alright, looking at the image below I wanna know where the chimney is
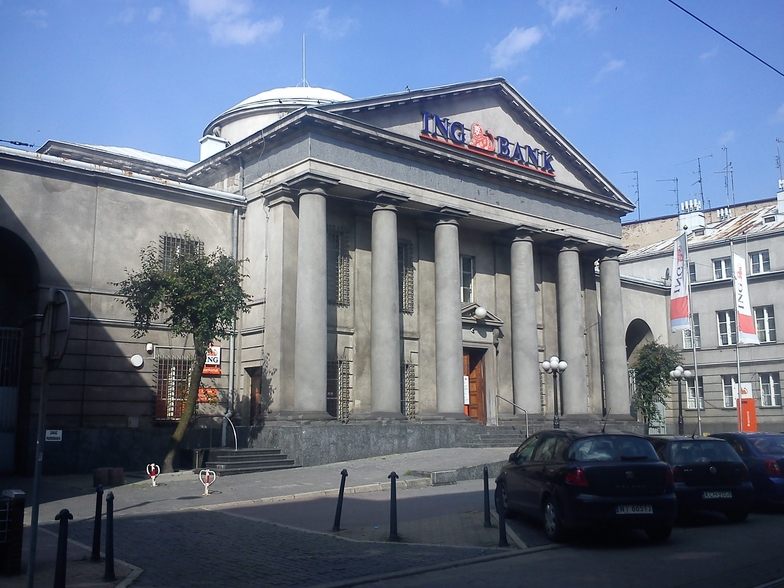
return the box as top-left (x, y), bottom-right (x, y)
top-left (678, 199), bottom-right (705, 235)
top-left (199, 134), bottom-right (230, 161)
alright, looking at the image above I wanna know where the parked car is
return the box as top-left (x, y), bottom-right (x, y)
top-left (495, 429), bottom-right (677, 542)
top-left (709, 432), bottom-right (784, 506)
top-left (646, 436), bottom-right (753, 522)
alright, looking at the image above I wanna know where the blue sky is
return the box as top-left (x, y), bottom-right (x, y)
top-left (2, 0), bottom-right (783, 222)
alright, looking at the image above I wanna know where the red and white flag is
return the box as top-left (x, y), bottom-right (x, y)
top-left (670, 233), bottom-right (690, 332)
top-left (733, 253), bottom-right (760, 345)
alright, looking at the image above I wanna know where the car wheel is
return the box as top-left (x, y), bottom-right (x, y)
top-left (543, 496), bottom-right (566, 542)
top-left (495, 482), bottom-right (515, 518)
top-left (645, 526), bottom-right (672, 542)
top-left (726, 508), bottom-right (750, 523)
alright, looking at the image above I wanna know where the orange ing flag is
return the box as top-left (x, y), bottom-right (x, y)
top-left (733, 253), bottom-right (760, 345)
top-left (670, 233), bottom-right (690, 332)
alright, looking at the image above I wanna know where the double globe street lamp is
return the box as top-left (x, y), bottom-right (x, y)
top-left (542, 356), bottom-right (567, 429)
top-left (669, 365), bottom-right (692, 435)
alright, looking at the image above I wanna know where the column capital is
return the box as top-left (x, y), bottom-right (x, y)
top-left (285, 171), bottom-right (339, 194)
top-left (372, 191), bottom-right (409, 206)
top-left (557, 237), bottom-right (588, 252)
top-left (263, 185), bottom-right (295, 208)
top-left (513, 225), bottom-right (542, 243)
top-left (599, 245), bottom-right (627, 261)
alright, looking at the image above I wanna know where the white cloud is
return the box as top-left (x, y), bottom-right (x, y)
top-left (490, 26), bottom-right (545, 70)
top-left (185, 0), bottom-right (282, 45)
top-left (309, 7), bottom-right (357, 40)
top-left (718, 131), bottom-right (736, 145)
top-left (700, 46), bottom-right (719, 61)
top-left (593, 58), bottom-right (624, 82)
top-left (774, 103), bottom-right (784, 123)
top-left (542, 0), bottom-right (601, 29)
top-left (22, 9), bottom-right (48, 28)
top-left (110, 7), bottom-right (136, 25)
top-left (148, 7), bottom-right (164, 23)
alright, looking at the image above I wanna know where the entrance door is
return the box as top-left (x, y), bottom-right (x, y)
top-left (0, 328), bottom-right (22, 473)
top-left (463, 348), bottom-right (487, 424)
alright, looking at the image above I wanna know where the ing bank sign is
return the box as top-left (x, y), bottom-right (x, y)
top-left (420, 111), bottom-right (556, 177)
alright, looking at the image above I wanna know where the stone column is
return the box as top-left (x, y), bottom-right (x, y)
top-left (510, 229), bottom-right (540, 414)
top-left (371, 203), bottom-right (402, 417)
top-left (434, 215), bottom-right (466, 417)
top-left (293, 185), bottom-right (330, 419)
top-left (557, 239), bottom-right (589, 415)
top-left (600, 247), bottom-right (630, 416)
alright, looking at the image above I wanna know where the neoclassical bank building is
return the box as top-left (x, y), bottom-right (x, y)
top-left (0, 78), bottom-right (636, 474)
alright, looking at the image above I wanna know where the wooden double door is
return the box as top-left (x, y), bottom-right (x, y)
top-left (463, 348), bottom-right (487, 424)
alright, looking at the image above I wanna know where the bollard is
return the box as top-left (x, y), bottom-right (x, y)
top-left (146, 463), bottom-right (160, 487)
top-left (332, 469), bottom-right (349, 532)
top-left (90, 485), bottom-right (103, 562)
top-left (53, 509), bottom-right (73, 588)
top-left (199, 469), bottom-right (216, 496)
top-left (483, 466), bottom-right (491, 528)
top-left (495, 478), bottom-right (509, 547)
top-left (104, 492), bottom-right (116, 582)
top-left (388, 471), bottom-right (399, 542)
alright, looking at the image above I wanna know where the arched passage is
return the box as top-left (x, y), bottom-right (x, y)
top-left (625, 318), bottom-right (654, 363)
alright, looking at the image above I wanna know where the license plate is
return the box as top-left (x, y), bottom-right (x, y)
top-left (615, 504), bottom-right (653, 515)
top-left (702, 491), bottom-right (732, 499)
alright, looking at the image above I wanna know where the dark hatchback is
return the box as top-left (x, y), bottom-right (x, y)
top-left (496, 429), bottom-right (677, 542)
top-left (646, 436), bottom-right (753, 522)
top-left (709, 432), bottom-right (784, 506)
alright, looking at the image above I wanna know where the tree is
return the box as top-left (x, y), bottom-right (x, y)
top-left (630, 341), bottom-right (683, 432)
top-left (115, 236), bottom-right (250, 472)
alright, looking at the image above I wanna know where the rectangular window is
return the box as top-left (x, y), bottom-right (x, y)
top-left (687, 376), bottom-right (704, 410)
top-left (155, 356), bottom-right (191, 420)
top-left (683, 314), bottom-right (701, 349)
top-left (689, 262), bottom-right (697, 284)
top-left (398, 240), bottom-right (415, 314)
top-left (722, 375), bottom-right (737, 409)
top-left (400, 362), bottom-right (417, 419)
top-left (461, 256), bottom-right (475, 304)
top-left (327, 226), bottom-right (351, 307)
top-left (760, 373), bottom-right (782, 408)
top-left (326, 359), bottom-right (351, 421)
top-left (717, 310), bottom-right (737, 346)
top-left (749, 250), bottom-right (770, 275)
top-left (160, 234), bottom-right (203, 273)
top-left (713, 257), bottom-right (731, 280)
top-left (754, 306), bottom-right (776, 343)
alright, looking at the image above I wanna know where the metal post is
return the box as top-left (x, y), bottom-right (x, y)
top-left (332, 469), bottom-right (348, 532)
top-left (388, 471), bottom-right (399, 542)
top-left (483, 466), bottom-right (491, 528)
top-left (53, 509), bottom-right (73, 588)
top-left (677, 378), bottom-right (684, 435)
top-left (495, 479), bottom-right (509, 547)
top-left (553, 372), bottom-right (560, 429)
top-left (104, 492), bottom-right (116, 582)
top-left (91, 485), bottom-right (103, 562)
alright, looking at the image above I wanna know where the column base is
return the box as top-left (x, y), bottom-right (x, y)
top-left (416, 412), bottom-right (473, 422)
top-left (270, 410), bottom-right (334, 422)
top-left (351, 412), bottom-right (406, 421)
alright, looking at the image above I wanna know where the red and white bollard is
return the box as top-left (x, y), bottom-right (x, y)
top-left (199, 469), bottom-right (216, 496)
top-left (146, 463), bottom-right (160, 487)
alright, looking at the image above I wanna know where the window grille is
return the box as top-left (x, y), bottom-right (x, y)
top-left (400, 362), bottom-right (417, 419)
top-left (398, 240), bottom-right (415, 314)
top-left (160, 234), bottom-right (203, 273)
top-left (327, 226), bottom-right (351, 307)
top-left (155, 356), bottom-right (191, 420)
top-left (760, 373), bottom-right (781, 407)
top-left (327, 359), bottom-right (351, 422)
top-left (754, 306), bottom-right (776, 343)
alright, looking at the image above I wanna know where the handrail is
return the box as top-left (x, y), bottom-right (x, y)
top-left (223, 413), bottom-right (238, 451)
top-left (495, 395), bottom-right (529, 438)
top-left (191, 414), bottom-right (238, 451)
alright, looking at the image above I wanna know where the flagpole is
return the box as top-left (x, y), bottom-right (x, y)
top-left (684, 233), bottom-right (702, 436)
top-left (730, 238), bottom-right (743, 432)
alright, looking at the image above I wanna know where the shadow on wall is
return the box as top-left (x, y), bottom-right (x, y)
top-left (247, 354), bottom-right (276, 446)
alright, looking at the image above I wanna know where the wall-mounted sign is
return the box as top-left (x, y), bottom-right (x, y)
top-left (203, 345), bottom-right (221, 375)
top-left (198, 387), bottom-right (219, 403)
top-left (420, 111), bottom-right (555, 177)
top-left (45, 430), bottom-right (62, 442)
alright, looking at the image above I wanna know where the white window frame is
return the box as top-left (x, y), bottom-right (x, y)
top-left (722, 375), bottom-right (737, 409)
top-left (683, 313), bottom-right (701, 349)
top-left (713, 257), bottom-right (731, 280)
top-left (460, 255), bottom-right (475, 304)
top-left (754, 306), bottom-right (776, 343)
top-left (717, 310), bottom-right (737, 346)
top-left (760, 373), bottom-right (782, 408)
top-left (688, 262), bottom-right (697, 284)
top-left (749, 250), bottom-right (770, 275)
top-left (687, 376), bottom-right (704, 410)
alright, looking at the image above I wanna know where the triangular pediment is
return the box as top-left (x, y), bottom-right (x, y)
top-left (461, 303), bottom-right (503, 327)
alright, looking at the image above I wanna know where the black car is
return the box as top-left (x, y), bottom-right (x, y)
top-left (646, 436), bottom-right (753, 522)
top-left (496, 429), bottom-right (677, 542)
top-left (709, 432), bottom-right (784, 506)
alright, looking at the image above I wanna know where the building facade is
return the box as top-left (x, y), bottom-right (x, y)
top-left (0, 78), bottom-right (636, 474)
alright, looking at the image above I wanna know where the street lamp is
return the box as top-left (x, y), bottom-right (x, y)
top-left (542, 356), bottom-right (567, 429)
top-left (669, 365), bottom-right (692, 435)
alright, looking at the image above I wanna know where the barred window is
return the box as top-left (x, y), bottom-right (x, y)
top-left (399, 240), bottom-right (415, 314)
top-left (760, 373), bottom-right (781, 408)
top-left (400, 362), bottom-right (417, 419)
top-left (327, 226), bottom-right (351, 307)
top-left (160, 234), bottom-right (203, 273)
top-left (327, 359), bottom-right (351, 421)
top-left (155, 356), bottom-right (191, 420)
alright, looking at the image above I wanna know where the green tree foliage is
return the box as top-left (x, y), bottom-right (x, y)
top-left (630, 341), bottom-right (683, 432)
top-left (115, 236), bottom-right (250, 472)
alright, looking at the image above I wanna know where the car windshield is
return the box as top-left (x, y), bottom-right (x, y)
top-left (668, 440), bottom-right (742, 465)
top-left (752, 435), bottom-right (784, 456)
top-left (568, 435), bottom-right (657, 462)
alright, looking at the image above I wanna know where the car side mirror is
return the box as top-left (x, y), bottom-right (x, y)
top-left (509, 452), bottom-right (516, 462)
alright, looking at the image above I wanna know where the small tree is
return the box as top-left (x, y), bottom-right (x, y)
top-left (115, 236), bottom-right (250, 472)
top-left (630, 341), bottom-right (682, 432)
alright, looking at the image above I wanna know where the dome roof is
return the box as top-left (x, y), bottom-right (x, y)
top-left (232, 86), bottom-right (352, 111)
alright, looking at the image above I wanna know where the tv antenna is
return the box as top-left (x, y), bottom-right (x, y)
top-left (657, 177), bottom-right (680, 213)
top-left (777, 138), bottom-right (783, 182)
top-left (714, 146), bottom-right (736, 209)
top-left (299, 35), bottom-right (310, 87)
top-left (677, 154), bottom-right (712, 210)
top-left (622, 170), bottom-right (640, 221)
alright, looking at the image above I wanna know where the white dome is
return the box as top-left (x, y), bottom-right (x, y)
top-left (233, 86), bottom-right (351, 110)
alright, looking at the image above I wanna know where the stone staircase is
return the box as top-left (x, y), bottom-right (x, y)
top-left (204, 448), bottom-right (298, 475)
top-left (465, 425), bottom-right (529, 448)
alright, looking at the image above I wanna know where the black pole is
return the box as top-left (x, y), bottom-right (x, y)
top-left (388, 471), bottom-right (399, 542)
top-left (677, 378), bottom-right (684, 435)
top-left (53, 509), bottom-right (73, 588)
top-left (332, 469), bottom-right (348, 532)
top-left (104, 492), bottom-right (116, 582)
top-left (91, 485), bottom-right (103, 562)
top-left (495, 480), bottom-right (509, 547)
top-left (553, 372), bottom-right (561, 429)
top-left (483, 466), bottom-right (491, 528)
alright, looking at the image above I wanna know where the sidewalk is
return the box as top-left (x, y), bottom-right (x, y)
top-left (0, 447), bottom-right (521, 587)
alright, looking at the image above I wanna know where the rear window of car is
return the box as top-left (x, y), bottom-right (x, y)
top-left (567, 436), bottom-right (657, 462)
top-left (752, 435), bottom-right (784, 456)
top-left (667, 440), bottom-right (743, 465)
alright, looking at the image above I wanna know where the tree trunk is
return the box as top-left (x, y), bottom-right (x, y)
top-left (163, 341), bottom-right (207, 473)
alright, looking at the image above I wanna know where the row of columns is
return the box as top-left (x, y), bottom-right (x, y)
top-left (277, 177), bottom-right (629, 421)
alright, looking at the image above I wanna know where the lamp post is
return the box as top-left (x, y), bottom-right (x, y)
top-left (669, 365), bottom-right (692, 435)
top-left (542, 356), bottom-right (567, 429)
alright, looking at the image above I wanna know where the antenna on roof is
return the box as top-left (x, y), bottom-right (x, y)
top-left (715, 147), bottom-right (736, 210)
top-left (657, 177), bottom-right (680, 214)
top-left (777, 138), bottom-right (783, 182)
top-left (300, 34), bottom-right (310, 88)
top-left (622, 170), bottom-right (640, 221)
